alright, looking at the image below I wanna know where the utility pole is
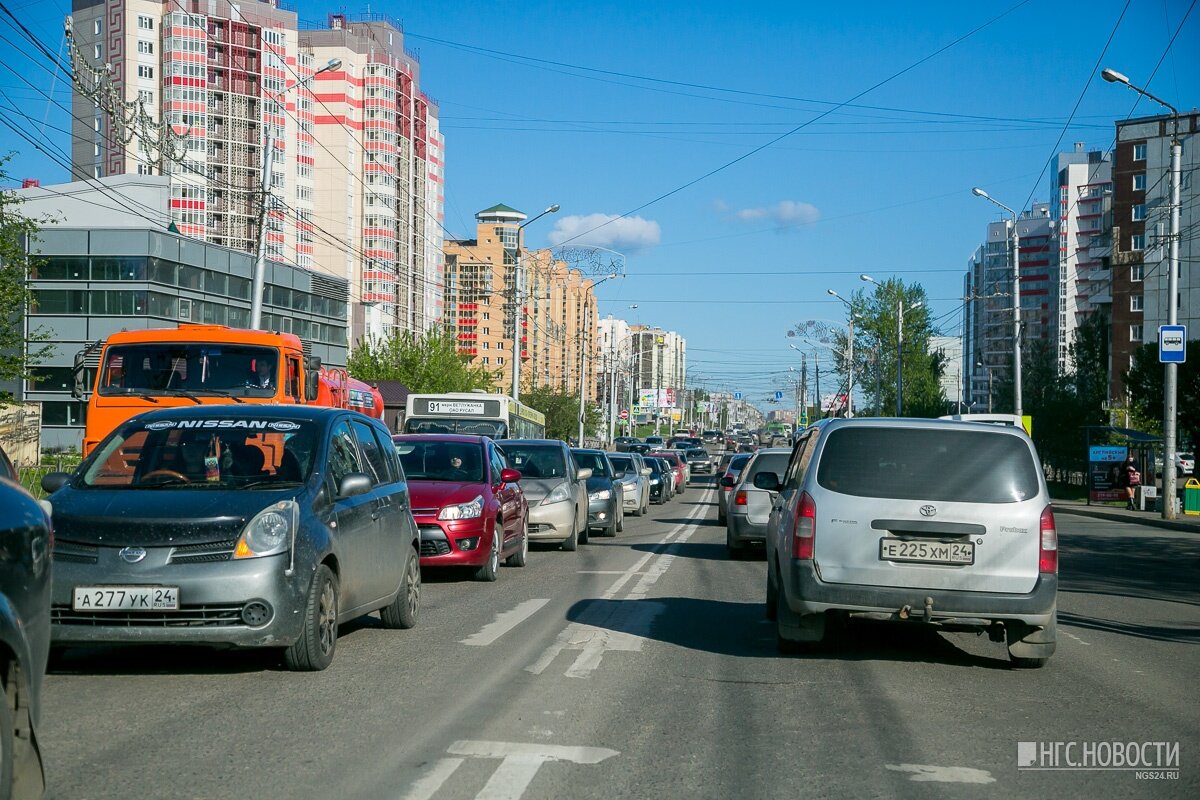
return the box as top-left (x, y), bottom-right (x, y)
top-left (512, 204), bottom-right (560, 401)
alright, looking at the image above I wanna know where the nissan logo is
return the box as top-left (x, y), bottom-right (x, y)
top-left (919, 505), bottom-right (937, 517)
top-left (119, 546), bottom-right (147, 563)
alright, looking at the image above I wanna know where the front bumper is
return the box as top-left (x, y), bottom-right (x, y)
top-left (782, 559), bottom-right (1058, 627)
top-left (51, 550), bottom-right (308, 647)
top-left (415, 515), bottom-right (492, 567)
top-left (527, 499), bottom-right (575, 542)
top-left (587, 496), bottom-right (618, 530)
top-left (727, 513), bottom-right (767, 545)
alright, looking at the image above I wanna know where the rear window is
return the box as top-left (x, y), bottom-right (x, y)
top-left (728, 454), bottom-right (752, 471)
top-left (609, 455), bottom-right (634, 473)
top-left (498, 444), bottom-right (567, 479)
top-left (744, 452), bottom-right (789, 484)
top-left (816, 427), bottom-right (1040, 504)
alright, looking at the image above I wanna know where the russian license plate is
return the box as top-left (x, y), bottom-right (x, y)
top-left (879, 539), bottom-right (974, 565)
top-left (73, 586), bottom-right (180, 611)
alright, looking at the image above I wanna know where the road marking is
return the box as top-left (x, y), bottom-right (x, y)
top-left (885, 764), bottom-right (995, 784)
top-left (1061, 629), bottom-right (1091, 646)
top-left (459, 599), bottom-right (551, 647)
top-left (398, 757), bottom-right (464, 800)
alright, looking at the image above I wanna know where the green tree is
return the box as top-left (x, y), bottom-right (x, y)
top-left (522, 384), bottom-right (602, 443)
top-left (1125, 340), bottom-right (1200, 457)
top-left (829, 278), bottom-right (945, 417)
top-left (347, 327), bottom-right (499, 393)
top-left (1, 156), bottom-right (52, 403)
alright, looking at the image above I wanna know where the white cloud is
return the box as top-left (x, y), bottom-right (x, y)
top-left (547, 213), bottom-right (662, 252)
top-left (730, 200), bottom-right (821, 227)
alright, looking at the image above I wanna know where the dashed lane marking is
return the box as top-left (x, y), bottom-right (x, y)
top-left (885, 764), bottom-right (996, 784)
top-left (459, 599), bottom-right (551, 647)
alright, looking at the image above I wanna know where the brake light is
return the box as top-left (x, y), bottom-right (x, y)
top-left (1039, 505), bottom-right (1058, 574)
top-left (792, 491), bottom-right (816, 560)
top-left (734, 490), bottom-right (747, 506)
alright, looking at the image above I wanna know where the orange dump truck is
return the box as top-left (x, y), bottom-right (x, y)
top-left (74, 324), bottom-right (383, 455)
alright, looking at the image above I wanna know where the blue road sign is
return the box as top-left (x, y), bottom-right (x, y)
top-left (733, 392), bottom-right (743, 400)
top-left (1159, 325), bottom-right (1186, 364)
top-left (774, 390), bottom-right (784, 401)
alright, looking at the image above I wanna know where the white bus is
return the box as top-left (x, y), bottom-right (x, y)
top-left (403, 392), bottom-right (546, 439)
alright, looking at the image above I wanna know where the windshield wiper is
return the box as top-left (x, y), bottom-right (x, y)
top-left (239, 480), bottom-right (303, 490)
top-left (156, 388), bottom-right (203, 405)
top-left (182, 388), bottom-right (245, 403)
top-left (117, 388), bottom-right (160, 403)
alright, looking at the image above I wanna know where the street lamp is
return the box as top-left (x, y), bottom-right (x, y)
top-left (976, 360), bottom-right (995, 414)
top-left (1102, 67), bottom-right (1183, 519)
top-left (252, 57), bottom-right (342, 330)
top-left (826, 289), bottom-right (857, 417)
top-left (971, 186), bottom-right (1023, 419)
top-left (578, 272), bottom-right (620, 445)
top-left (510, 204), bottom-right (560, 401)
top-left (861, 275), bottom-right (922, 416)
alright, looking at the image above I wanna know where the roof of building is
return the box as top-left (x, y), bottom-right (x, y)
top-left (373, 380), bottom-right (411, 407)
top-left (478, 203), bottom-right (523, 215)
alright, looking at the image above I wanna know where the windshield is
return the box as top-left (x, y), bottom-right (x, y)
top-left (572, 451), bottom-right (612, 478)
top-left (81, 419), bottom-right (316, 489)
top-left (817, 427), bottom-right (1040, 503)
top-left (99, 343), bottom-right (280, 398)
top-left (498, 444), bottom-right (567, 479)
top-left (393, 440), bottom-right (485, 482)
top-left (404, 418), bottom-right (508, 437)
top-left (686, 448), bottom-right (707, 459)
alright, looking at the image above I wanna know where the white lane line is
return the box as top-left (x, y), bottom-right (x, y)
top-left (448, 740), bottom-right (619, 764)
top-left (885, 764), bottom-right (995, 784)
top-left (397, 757), bottom-right (464, 800)
top-left (459, 599), bottom-right (551, 647)
top-left (576, 570), bottom-right (629, 575)
top-left (1060, 629), bottom-right (1091, 646)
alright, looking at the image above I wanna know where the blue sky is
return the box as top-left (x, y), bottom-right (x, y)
top-left (1, 0), bottom-right (1197, 407)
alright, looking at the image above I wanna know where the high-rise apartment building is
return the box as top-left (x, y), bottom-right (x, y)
top-left (1051, 144), bottom-right (1112, 372)
top-left (443, 205), bottom-right (598, 399)
top-left (67, 2), bottom-right (444, 343)
top-left (630, 326), bottom-right (686, 406)
top-left (1109, 112), bottom-right (1199, 402)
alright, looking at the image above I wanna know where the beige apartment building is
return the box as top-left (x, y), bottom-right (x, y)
top-left (444, 205), bottom-right (598, 399)
top-left (67, 1), bottom-right (444, 343)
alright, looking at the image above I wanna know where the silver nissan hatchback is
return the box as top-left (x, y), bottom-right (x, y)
top-left (761, 418), bottom-right (1057, 668)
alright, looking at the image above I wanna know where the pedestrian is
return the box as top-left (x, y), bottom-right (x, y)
top-left (1119, 455), bottom-right (1141, 511)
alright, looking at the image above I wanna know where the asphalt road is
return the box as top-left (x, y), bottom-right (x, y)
top-left (41, 476), bottom-right (1199, 799)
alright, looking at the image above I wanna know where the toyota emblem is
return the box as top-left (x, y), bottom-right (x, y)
top-left (119, 546), bottom-right (147, 563)
top-left (919, 505), bottom-right (937, 518)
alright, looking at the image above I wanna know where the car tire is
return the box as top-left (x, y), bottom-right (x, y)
top-left (473, 523), bottom-right (502, 582)
top-left (579, 524), bottom-right (590, 545)
top-left (718, 510), bottom-right (726, 525)
top-left (380, 546), bottom-right (420, 629)
top-left (561, 515), bottom-right (578, 551)
top-left (506, 519), bottom-right (529, 567)
top-left (284, 564), bottom-right (338, 672)
top-left (615, 510), bottom-right (623, 534)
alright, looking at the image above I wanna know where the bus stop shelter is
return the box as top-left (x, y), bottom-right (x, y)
top-left (1083, 426), bottom-right (1162, 506)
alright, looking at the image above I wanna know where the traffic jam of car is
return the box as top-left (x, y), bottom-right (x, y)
top-left (1, 397), bottom-right (1079, 799)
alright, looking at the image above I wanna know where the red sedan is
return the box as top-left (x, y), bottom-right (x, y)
top-left (393, 434), bottom-right (528, 581)
top-left (650, 450), bottom-right (688, 495)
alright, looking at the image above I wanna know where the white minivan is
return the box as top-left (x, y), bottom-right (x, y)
top-left (761, 418), bottom-right (1057, 667)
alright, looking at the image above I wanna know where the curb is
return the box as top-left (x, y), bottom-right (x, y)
top-left (1052, 503), bottom-right (1200, 534)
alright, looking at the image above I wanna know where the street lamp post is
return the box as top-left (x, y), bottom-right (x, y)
top-left (971, 187), bottom-right (1022, 419)
top-left (510, 204), bottom-right (560, 402)
top-left (1102, 67), bottom-right (1182, 518)
top-left (826, 290), bottom-right (858, 417)
top-left (252, 57), bottom-right (342, 330)
top-left (976, 360), bottom-right (994, 413)
top-left (577, 273), bottom-right (620, 445)
top-left (861, 275), bottom-right (922, 416)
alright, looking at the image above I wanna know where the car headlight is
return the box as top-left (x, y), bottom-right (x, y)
top-left (439, 495), bottom-right (484, 521)
top-left (589, 489), bottom-right (612, 501)
top-left (541, 482), bottom-right (571, 505)
top-left (650, 477), bottom-right (661, 485)
top-left (234, 500), bottom-right (298, 559)
top-left (621, 482), bottom-right (637, 493)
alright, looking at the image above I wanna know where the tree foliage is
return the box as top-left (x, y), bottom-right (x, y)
top-left (0, 156), bottom-right (52, 403)
top-left (1126, 339), bottom-right (1200, 455)
top-left (346, 327), bottom-right (499, 393)
top-left (522, 384), bottom-right (602, 443)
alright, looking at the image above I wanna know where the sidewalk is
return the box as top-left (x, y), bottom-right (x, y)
top-left (1051, 498), bottom-right (1200, 533)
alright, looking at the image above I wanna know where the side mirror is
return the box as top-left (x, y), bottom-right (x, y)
top-left (500, 468), bottom-right (522, 484)
top-left (753, 472), bottom-right (782, 492)
top-left (337, 472), bottom-right (373, 499)
top-left (304, 370), bottom-right (321, 402)
top-left (640, 467), bottom-right (652, 476)
top-left (71, 351), bottom-right (87, 399)
top-left (576, 467), bottom-right (593, 481)
top-left (41, 472), bottom-right (71, 495)
top-left (719, 475), bottom-right (736, 488)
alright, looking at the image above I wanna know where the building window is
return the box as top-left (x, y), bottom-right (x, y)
top-left (1133, 173), bottom-right (1146, 191)
top-left (497, 357), bottom-right (505, 365)
top-left (1132, 203), bottom-right (1145, 221)
top-left (1131, 264), bottom-right (1144, 282)
top-left (482, 312), bottom-right (490, 320)
top-left (137, 163), bottom-right (154, 175)
top-left (137, 40), bottom-right (153, 54)
top-left (93, 18), bottom-right (101, 35)
top-left (93, 43), bottom-right (102, 59)
top-left (93, 166), bottom-right (102, 179)
top-left (1130, 324), bottom-right (1144, 342)
top-left (1131, 295), bottom-right (1144, 312)
top-left (1133, 143), bottom-right (1146, 161)
top-left (93, 143), bottom-right (100, 157)
top-left (1130, 234), bottom-right (1145, 251)
top-left (137, 15), bottom-right (153, 30)
top-left (481, 357), bottom-right (489, 365)
top-left (137, 65), bottom-right (154, 79)
top-left (137, 89), bottom-right (153, 105)
top-left (481, 327), bottom-right (489, 335)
